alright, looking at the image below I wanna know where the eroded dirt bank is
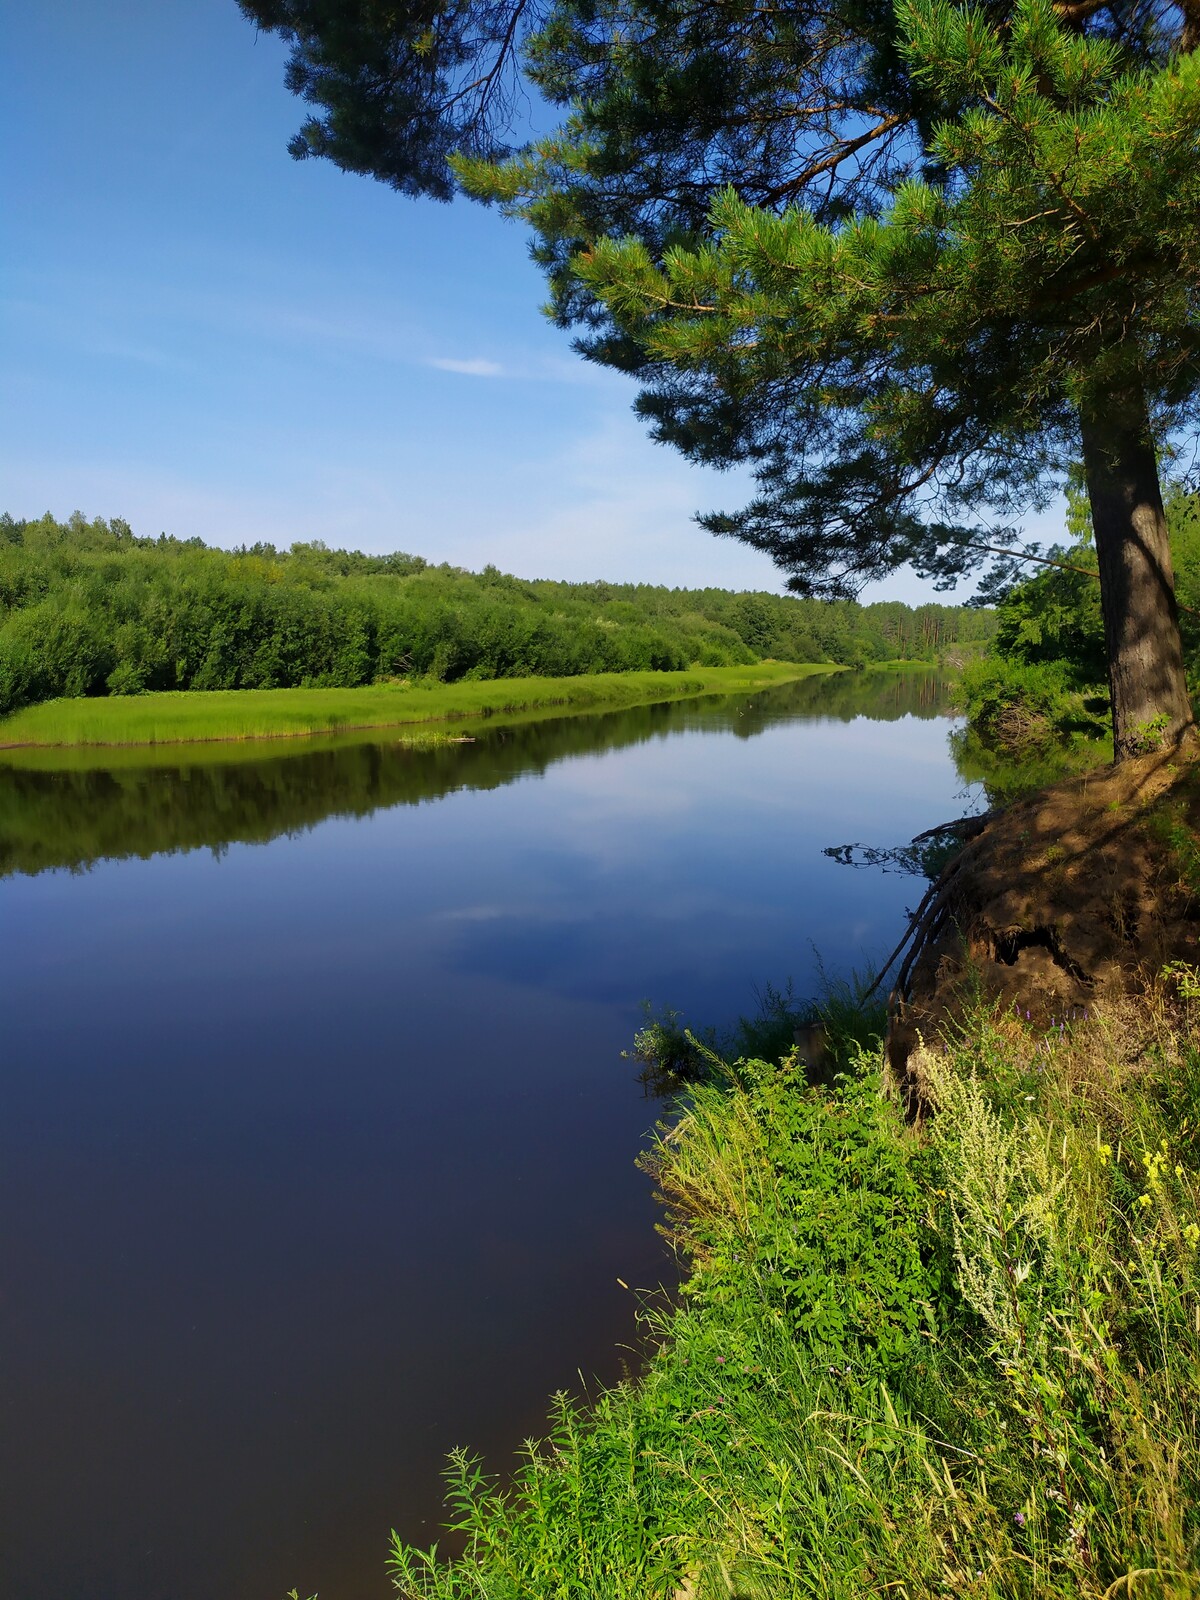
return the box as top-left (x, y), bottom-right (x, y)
top-left (888, 739), bottom-right (1200, 1094)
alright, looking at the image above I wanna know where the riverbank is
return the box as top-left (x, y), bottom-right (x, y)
top-left (387, 746), bottom-right (1200, 1600)
top-left (392, 990), bottom-right (1200, 1599)
top-left (0, 662), bottom-right (830, 748)
top-left (889, 739), bottom-right (1200, 1091)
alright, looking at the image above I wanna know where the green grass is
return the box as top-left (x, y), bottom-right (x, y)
top-left (0, 663), bottom-right (830, 749)
top-left (386, 984), bottom-right (1200, 1600)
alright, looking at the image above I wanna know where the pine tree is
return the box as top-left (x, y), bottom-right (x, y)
top-left (241, 0), bottom-right (1200, 756)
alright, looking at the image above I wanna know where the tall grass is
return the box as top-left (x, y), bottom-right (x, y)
top-left (390, 981), bottom-right (1200, 1599)
top-left (0, 663), bottom-right (825, 748)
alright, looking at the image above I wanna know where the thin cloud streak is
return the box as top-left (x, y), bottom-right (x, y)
top-left (426, 356), bottom-right (505, 378)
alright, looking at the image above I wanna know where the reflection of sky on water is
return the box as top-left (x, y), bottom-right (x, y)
top-left (0, 685), bottom-right (971, 1600)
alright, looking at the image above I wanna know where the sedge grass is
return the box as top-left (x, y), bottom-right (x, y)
top-left (0, 663), bottom-right (829, 750)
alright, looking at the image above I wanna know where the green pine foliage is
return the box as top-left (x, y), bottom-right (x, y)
top-left (241, 0), bottom-right (1200, 751)
top-left (0, 512), bottom-right (994, 718)
top-left (453, 0), bottom-right (1200, 601)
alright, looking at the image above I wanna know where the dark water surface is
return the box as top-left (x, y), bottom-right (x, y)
top-left (0, 671), bottom-right (973, 1600)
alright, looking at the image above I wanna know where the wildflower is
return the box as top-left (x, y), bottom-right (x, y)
top-left (1013, 1512), bottom-right (1026, 1528)
top-left (1142, 1147), bottom-right (1168, 1183)
top-left (1177, 1165), bottom-right (1185, 1180)
top-left (1096, 1142), bottom-right (1113, 1167)
top-left (1138, 1193), bottom-right (1154, 1208)
top-left (1184, 1223), bottom-right (1200, 1248)
top-left (716, 1355), bottom-right (726, 1363)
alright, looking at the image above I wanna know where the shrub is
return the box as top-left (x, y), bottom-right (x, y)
top-left (956, 657), bottom-right (1109, 754)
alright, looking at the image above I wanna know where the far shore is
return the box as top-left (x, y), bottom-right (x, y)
top-left (0, 662), bottom-right (857, 752)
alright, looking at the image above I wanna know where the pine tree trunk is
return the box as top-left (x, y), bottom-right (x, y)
top-left (1079, 389), bottom-right (1193, 760)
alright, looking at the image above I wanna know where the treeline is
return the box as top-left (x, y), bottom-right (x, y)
top-left (0, 512), bottom-right (995, 717)
top-left (958, 486), bottom-right (1200, 758)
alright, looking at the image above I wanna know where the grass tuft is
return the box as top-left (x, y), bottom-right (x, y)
top-left (389, 977), bottom-right (1200, 1599)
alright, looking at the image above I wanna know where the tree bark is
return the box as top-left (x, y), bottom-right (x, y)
top-left (1079, 388), bottom-right (1193, 760)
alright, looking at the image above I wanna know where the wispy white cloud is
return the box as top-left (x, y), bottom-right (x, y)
top-left (434, 904), bottom-right (512, 923)
top-left (426, 356), bottom-right (505, 378)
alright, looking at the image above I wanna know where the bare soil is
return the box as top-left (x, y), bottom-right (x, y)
top-left (888, 737), bottom-right (1200, 1096)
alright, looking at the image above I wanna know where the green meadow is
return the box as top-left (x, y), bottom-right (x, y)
top-left (0, 662), bottom-right (828, 749)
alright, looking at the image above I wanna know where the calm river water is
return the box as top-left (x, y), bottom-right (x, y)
top-left (0, 670), bottom-right (976, 1600)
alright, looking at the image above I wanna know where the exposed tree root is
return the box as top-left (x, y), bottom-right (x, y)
top-left (882, 741), bottom-right (1200, 1111)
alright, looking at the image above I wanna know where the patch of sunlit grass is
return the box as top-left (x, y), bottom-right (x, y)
top-left (0, 663), bottom-right (825, 748)
top-left (388, 979), bottom-right (1200, 1599)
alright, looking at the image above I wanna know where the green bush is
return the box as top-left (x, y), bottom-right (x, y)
top-left (960, 486), bottom-right (1200, 760)
top-left (956, 656), bottom-right (1110, 754)
top-left (389, 990), bottom-right (1200, 1599)
top-left (672, 1057), bottom-right (935, 1377)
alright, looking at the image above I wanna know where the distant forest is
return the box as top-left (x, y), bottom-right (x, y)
top-left (0, 513), bottom-right (996, 716)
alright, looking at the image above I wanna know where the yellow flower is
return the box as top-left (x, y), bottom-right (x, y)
top-left (1141, 1149), bottom-right (1168, 1183)
top-left (1137, 1193), bottom-right (1154, 1209)
top-left (1184, 1223), bottom-right (1200, 1248)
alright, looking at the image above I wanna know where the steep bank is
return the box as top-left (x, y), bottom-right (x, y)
top-left (888, 738), bottom-right (1200, 1094)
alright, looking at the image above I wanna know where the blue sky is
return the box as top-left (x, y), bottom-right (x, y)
top-left (3, 2), bottom-right (1062, 593)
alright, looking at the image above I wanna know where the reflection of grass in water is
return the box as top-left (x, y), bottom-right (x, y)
top-left (950, 723), bottom-right (1111, 805)
top-left (628, 971), bottom-right (887, 1094)
top-left (0, 663), bottom-right (825, 748)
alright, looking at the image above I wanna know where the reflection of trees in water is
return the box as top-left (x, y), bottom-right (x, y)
top-left (725, 668), bottom-right (951, 737)
top-left (0, 671), bottom-right (955, 878)
top-left (947, 724), bottom-right (1107, 808)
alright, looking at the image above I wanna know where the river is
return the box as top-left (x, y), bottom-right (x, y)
top-left (0, 669), bottom-right (976, 1600)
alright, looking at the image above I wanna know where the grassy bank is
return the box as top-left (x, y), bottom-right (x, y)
top-left (388, 982), bottom-right (1200, 1599)
top-left (0, 663), bottom-right (827, 748)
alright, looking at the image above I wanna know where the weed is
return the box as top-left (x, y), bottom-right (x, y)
top-left (627, 970), bottom-right (886, 1095)
top-left (1132, 712), bottom-right (1174, 754)
top-left (390, 989), bottom-right (1200, 1599)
